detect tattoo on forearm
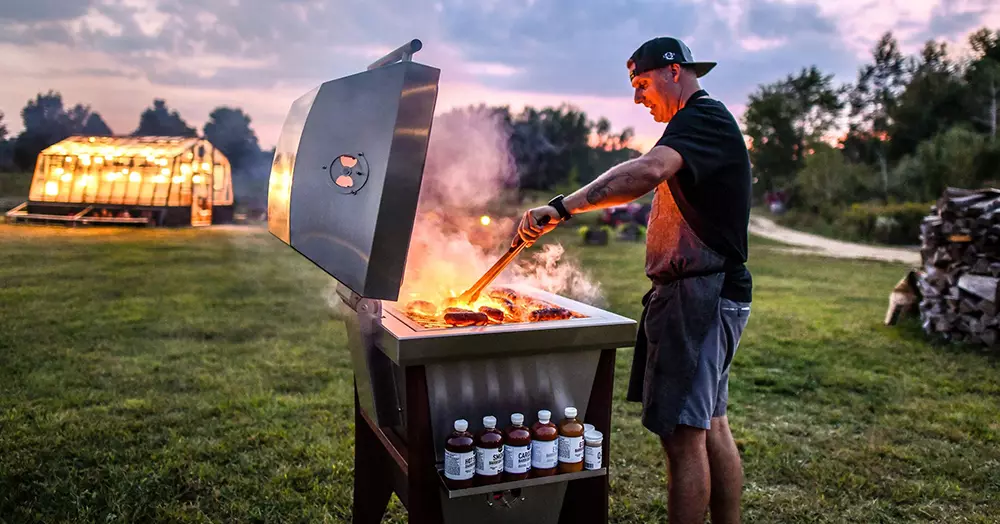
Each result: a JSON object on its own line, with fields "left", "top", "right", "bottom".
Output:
{"left": 586, "top": 172, "right": 641, "bottom": 206}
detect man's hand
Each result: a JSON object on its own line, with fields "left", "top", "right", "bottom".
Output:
{"left": 515, "top": 205, "right": 561, "bottom": 246}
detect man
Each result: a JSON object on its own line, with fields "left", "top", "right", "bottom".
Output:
{"left": 516, "top": 37, "right": 753, "bottom": 524}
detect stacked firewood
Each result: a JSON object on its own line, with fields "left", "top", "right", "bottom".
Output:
{"left": 917, "top": 188, "right": 1000, "bottom": 346}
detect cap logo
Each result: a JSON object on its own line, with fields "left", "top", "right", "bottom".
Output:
{"left": 663, "top": 52, "right": 675, "bottom": 60}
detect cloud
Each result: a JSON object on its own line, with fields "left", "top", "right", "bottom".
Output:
{"left": 1, "top": 0, "right": 1000, "bottom": 151}
{"left": 0, "top": 0, "right": 97, "bottom": 23}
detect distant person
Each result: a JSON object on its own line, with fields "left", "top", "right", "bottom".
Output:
{"left": 515, "top": 36, "right": 752, "bottom": 524}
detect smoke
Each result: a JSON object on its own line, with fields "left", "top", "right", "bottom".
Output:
{"left": 395, "top": 106, "right": 603, "bottom": 307}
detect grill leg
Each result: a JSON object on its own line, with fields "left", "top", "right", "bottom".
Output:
{"left": 559, "top": 347, "right": 616, "bottom": 524}
{"left": 404, "top": 365, "right": 445, "bottom": 523}
{"left": 353, "top": 384, "right": 394, "bottom": 524}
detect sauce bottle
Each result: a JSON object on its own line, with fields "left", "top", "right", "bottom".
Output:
{"left": 503, "top": 413, "right": 532, "bottom": 481}
{"left": 557, "top": 407, "right": 585, "bottom": 473}
{"left": 443, "top": 419, "right": 475, "bottom": 489}
{"left": 474, "top": 415, "right": 504, "bottom": 485}
{"left": 530, "top": 409, "right": 559, "bottom": 477}
{"left": 584, "top": 430, "right": 604, "bottom": 470}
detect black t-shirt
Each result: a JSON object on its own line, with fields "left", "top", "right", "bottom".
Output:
{"left": 654, "top": 90, "right": 753, "bottom": 302}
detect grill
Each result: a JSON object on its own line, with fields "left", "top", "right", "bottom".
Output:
{"left": 267, "top": 39, "right": 637, "bottom": 524}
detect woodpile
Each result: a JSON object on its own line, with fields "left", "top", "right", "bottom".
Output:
{"left": 917, "top": 187, "right": 1000, "bottom": 346}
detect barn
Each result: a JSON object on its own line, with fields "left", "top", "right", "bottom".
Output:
{"left": 5, "top": 136, "right": 234, "bottom": 226}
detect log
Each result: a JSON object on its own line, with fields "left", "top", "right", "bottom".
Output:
{"left": 957, "top": 274, "right": 999, "bottom": 303}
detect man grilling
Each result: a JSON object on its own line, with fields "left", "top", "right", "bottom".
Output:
{"left": 516, "top": 37, "right": 752, "bottom": 524}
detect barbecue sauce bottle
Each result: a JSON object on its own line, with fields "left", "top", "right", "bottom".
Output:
{"left": 443, "top": 419, "right": 475, "bottom": 489}
{"left": 503, "top": 413, "right": 532, "bottom": 481}
{"left": 474, "top": 415, "right": 504, "bottom": 485}
{"left": 530, "top": 409, "right": 559, "bottom": 477}
{"left": 557, "top": 407, "right": 585, "bottom": 473}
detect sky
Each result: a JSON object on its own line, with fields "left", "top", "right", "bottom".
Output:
{"left": 1, "top": 0, "right": 998, "bottom": 152}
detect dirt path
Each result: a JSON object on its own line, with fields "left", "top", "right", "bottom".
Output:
{"left": 750, "top": 215, "right": 921, "bottom": 266}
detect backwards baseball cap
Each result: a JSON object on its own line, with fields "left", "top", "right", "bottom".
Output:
{"left": 628, "top": 37, "right": 716, "bottom": 81}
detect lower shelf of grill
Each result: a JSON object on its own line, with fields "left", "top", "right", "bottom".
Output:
{"left": 435, "top": 466, "right": 607, "bottom": 499}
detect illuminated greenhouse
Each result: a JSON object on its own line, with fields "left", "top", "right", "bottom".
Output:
{"left": 6, "top": 136, "right": 234, "bottom": 226}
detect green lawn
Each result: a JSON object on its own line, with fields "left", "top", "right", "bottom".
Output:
{"left": 1, "top": 223, "right": 998, "bottom": 523}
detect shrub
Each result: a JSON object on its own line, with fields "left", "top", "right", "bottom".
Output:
{"left": 835, "top": 201, "right": 934, "bottom": 245}
{"left": 795, "top": 144, "right": 878, "bottom": 209}
{"left": 891, "top": 127, "right": 989, "bottom": 202}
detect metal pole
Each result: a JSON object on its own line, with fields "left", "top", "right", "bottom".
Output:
{"left": 367, "top": 39, "right": 422, "bottom": 70}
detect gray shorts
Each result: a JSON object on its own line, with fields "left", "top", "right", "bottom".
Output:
{"left": 676, "top": 297, "right": 751, "bottom": 429}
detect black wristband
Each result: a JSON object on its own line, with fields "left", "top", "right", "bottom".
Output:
{"left": 548, "top": 194, "right": 572, "bottom": 221}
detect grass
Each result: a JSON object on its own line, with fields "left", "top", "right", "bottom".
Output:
{"left": 1, "top": 223, "right": 998, "bottom": 523}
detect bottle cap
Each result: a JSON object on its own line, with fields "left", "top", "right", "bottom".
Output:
{"left": 537, "top": 409, "right": 551, "bottom": 423}
{"left": 483, "top": 415, "right": 497, "bottom": 429}
{"left": 584, "top": 423, "right": 595, "bottom": 433}
{"left": 511, "top": 413, "right": 524, "bottom": 426}
{"left": 564, "top": 407, "right": 577, "bottom": 419}
{"left": 454, "top": 419, "right": 468, "bottom": 432}
{"left": 585, "top": 430, "right": 603, "bottom": 443}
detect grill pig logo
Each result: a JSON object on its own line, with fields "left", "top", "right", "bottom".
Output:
{"left": 329, "top": 153, "right": 369, "bottom": 195}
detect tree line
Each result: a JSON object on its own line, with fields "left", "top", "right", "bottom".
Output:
{"left": 0, "top": 92, "right": 639, "bottom": 208}
{"left": 744, "top": 27, "right": 1000, "bottom": 209}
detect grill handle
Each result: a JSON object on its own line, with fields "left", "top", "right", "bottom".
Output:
{"left": 368, "top": 39, "right": 423, "bottom": 70}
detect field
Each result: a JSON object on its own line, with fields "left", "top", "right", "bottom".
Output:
{"left": 1, "top": 222, "right": 999, "bottom": 523}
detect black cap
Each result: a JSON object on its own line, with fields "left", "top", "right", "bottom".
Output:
{"left": 628, "top": 37, "right": 716, "bottom": 80}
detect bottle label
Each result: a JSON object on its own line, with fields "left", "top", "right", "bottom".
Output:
{"left": 504, "top": 444, "right": 531, "bottom": 474}
{"left": 558, "top": 435, "right": 584, "bottom": 463}
{"left": 531, "top": 439, "right": 558, "bottom": 469}
{"left": 584, "top": 445, "right": 603, "bottom": 470}
{"left": 444, "top": 449, "right": 475, "bottom": 480}
{"left": 475, "top": 445, "right": 504, "bottom": 476}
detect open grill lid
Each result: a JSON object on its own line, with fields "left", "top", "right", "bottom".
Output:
{"left": 267, "top": 40, "right": 440, "bottom": 302}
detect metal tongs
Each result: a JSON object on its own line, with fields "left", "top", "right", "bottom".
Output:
{"left": 457, "top": 216, "right": 551, "bottom": 304}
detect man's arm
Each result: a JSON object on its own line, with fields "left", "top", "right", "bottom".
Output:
{"left": 562, "top": 145, "right": 684, "bottom": 215}
{"left": 515, "top": 145, "right": 685, "bottom": 244}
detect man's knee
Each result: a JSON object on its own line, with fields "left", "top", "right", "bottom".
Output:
{"left": 661, "top": 424, "right": 708, "bottom": 457}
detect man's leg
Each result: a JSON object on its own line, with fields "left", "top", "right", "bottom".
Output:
{"left": 707, "top": 415, "right": 742, "bottom": 524}
{"left": 661, "top": 425, "right": 710, "bottom": 524}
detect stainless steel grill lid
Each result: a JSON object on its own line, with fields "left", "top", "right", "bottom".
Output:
{"left": 267, "top": 41, "right": 440, "bottom": 301}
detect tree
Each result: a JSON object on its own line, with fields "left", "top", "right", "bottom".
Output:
{"left": 742, "top": 66, "right": 844, "bottom": 195}
{"left": 845, "top": 32, "right": 908, "bottom": 192}
{"left": 202, "top": 107, "right": 261, "bottom": 171}
{"left": 965, "top": 28, "right": 1000, "bottom": 140}
{"left": 14, "top": 91, "right": 74, "bottom": 170}
{"left": 0, "top": 110, "right": 7, "bottom": 142}
{"left": 889, "top": 40, "right": 971, "bottom": 160}
{"left": 82, "top": 113, "right": 112, "bottom": 135}
{"left": 133, "top": 99, "right": 196, "bottom": 137}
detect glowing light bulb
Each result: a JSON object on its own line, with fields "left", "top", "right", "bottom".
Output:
{"left": 129, "top": 172, "right": 141, "bottom": 183}
{"left": 45, "top": 181, "right": 59, "bottom": 196}
{"left": 94, "top": 157, "right": 103, "bottom": 165}
{"left": 201, "top": 162, "right": 210, "bottom": 171}
{"left": 61, "top": 173, "right": 72, "bottom": 182}
{"left": 53, "top": 167, "right": 64, "bottom": 176}
{"left": 172, "top": 175, "right": 185, "bottom": 184}
{"left": 153, "top": 175, "right": 166, "bottom": 183}
{"left": 80, "top": 155, "right": 91, "bottom": 166}
{"left": 161, "top": 168, "right": 171, "bottom": 176}
{"left": 480, "top": 215, "right": 491, "bottom": 226}
{"left": 192, "top": 175, "right": 202, "bottom": 184}
{"left": 191, "top": 163, "right": 199, "bottom": 172}
{"left": 64, "top": 156, "right": 72, "bottom": 163}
